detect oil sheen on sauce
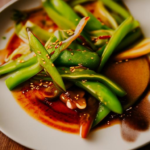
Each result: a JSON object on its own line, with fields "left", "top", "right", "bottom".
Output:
{"left": 1, "top": 8, "right": 150, "bottom": 140}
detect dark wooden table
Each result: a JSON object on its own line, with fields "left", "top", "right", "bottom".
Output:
{"left": 0, "top": 1, "right": 150, "bottom": 150}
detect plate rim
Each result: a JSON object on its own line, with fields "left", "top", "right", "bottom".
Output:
{"left": 0, "top": 0, "right": 149, "bottom": 150}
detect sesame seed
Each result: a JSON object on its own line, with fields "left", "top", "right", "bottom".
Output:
{"left": 39, "top": 83, "right": 43, "bottom": 86}
{"left": 55, "top": 39, "right": 59, "bottom": 43}
{"left": 91, "top": 38, "right": 95, "bottom": 41}
{"left": 59, "top": 41, "right": 62, "bottom": 46}
{"left": 43, "top": 61, "right": 46, "bottom": 64}
{"left": 49, "top": 82, "right": 53, "bottom": 85}
{"left": 46, "top": 54, "right": 48, "bottom": 57}
{"left": 48, "top": 45, "right": 52, "bottom": 49}
{"left": 37, "top": 51, "right": 41, "bottom": 54}
{"left": 82, "top": 80, "right": 87, "bottom": 83}
{"left": 70, "top": 67, "right": 75, "bottom": 72}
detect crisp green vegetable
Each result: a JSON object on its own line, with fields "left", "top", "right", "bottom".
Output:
{"left": 53, "top": 50, "right": 100, "bottom": 69}
{"left": 0, "top": 48, "right": 97, "bottom": 76}
{"left": 5, "top": 17, "right": 89, "bottom": 90}
{"left": 66, "top": 0, "right": 96, "bottom": 7}
{"left": 92, "top": 104, "right": 110, "bottom": 127}
{"left": 98, "top": 16, "right": 137, "bottom": 72}
{"left": 116, "top": 28, "right": 143, "bottom": 51}
{"left": 18, "top": 21, "right": 52, "bottom": 43}
{"left": 27, "top": 29, "right": 66, "bottom": 91}
{"left": 74, "top": 5, "right": 110, "bottom": 30}
{"left": 100, "top": 0, "right": 131, "bottom": 19}
{"left": 0, "top": 53, "right": 36, "bottom": 75}
{"left": 36, "top": 67, "right": 126, "bottom": 97}
{"left": 74, "top": 81, "right": 123, "bottom": 114}
{"left": 5, "top": 63, "right": 42, "bottom": 90}
{"left": 42, "top": 0, "right": 97, "bottom": 50}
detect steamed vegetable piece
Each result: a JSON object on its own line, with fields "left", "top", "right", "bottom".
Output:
{"left": 114, "top": 38, "right": 150, "bottom": 61}
{"left": 98, "top": 16, "right": 138, "bottom": 72}
{"left": 74, "top": 81, "right": 123, "bottom": 114}
{"left": 96, "top": 28, "right": 142, "bottom": 56}
{"left": 116, "top": 28, "right": 143, "bottom": 52}
{"left": 35, "top": 67, "right": 126, "bottom": 97}
{"left": 0, "top": 26, "right": 98, "bottom": 76}
{"left": 0, "top": 49, "right": 99, "bottom": 75}
{"left": 52, "top": 50, "right": 100, "bottom": 69}
{"left": 66, "top": 0, "right": 96, "bottom": 7}
{"left": 73, "top": 4, "right": 114, "bottom": 47}
{"left": 0, "top": 53, "right": 35, "bottom": 75}
{"left": 18, "top": 21, "right": 52, "bottom": 43}
{"left": 42, "top": 0, "right": 98, "bottom": 50}
{"left": 100, "top": 0, "right": 131, "bottom": 19}
{"left": 92, "top": 103, "right": 110, "bottom": 127}
{"left": 5, "top": 63, "right": 42, "bottom": 90}
{"left": 27, "top": 29, "right": 66, "bottom": 91}
{"left": 73, "top": 5, "right": 110, "bottom": 30}
{"left": 89, "top": 1, "right": 118, "bottom": 29}
{"left": 5, "top": 17, "right": 89, "bottom": 90}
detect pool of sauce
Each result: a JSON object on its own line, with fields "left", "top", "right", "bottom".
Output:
{"left": 1, "top": 7, "right": 150, "bottom": 140}
{"left": 13, "top": 82, "right": 80, "bottom": 133}
{"left": 0, "top": 34, "right": 23, "bottom": 65}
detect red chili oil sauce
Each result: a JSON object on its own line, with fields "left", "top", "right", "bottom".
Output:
{"left": 12, "top": 82, "right": 80, "bottom": 133}
{"left": 0, "top": 34, "right": 23, "bottom": 65}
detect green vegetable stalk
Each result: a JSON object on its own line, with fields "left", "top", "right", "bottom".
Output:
{"left": 5, "top": 17, "right": 89, "bottom": 90}
{"left": 98, "top": 16, "right": 137, "bottom": 72}
{"left": 42, "top": 0, "right": 97, "bottom": 50}
{"left": 17, "top": 21, "right": 52, "bottom": 43}
{"left": 35, "top": 67, "right": 126, "bottom": 97}
{"left": 75, "top": 81, "right": 123, "bottom": 114}
{"left": 100, "top": 0, "right": 131, "bottom": 19}
{"left": 27, "top": 29, "right": 66, "bottom": 91}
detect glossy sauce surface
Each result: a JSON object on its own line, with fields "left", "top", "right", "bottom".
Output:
{"left": 0, "top": 35, "right": 23, "bottom": 65}
{"left": 13, "top": 82, "right": 80, "bottom": 133}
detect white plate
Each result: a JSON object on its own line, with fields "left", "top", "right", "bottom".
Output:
{"left": 0, "top": 0, "right": 150, "bottom": 150}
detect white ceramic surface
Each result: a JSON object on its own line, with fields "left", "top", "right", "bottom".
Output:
{"left": 0, "top": 0, "right": 149, "bottom": 150}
